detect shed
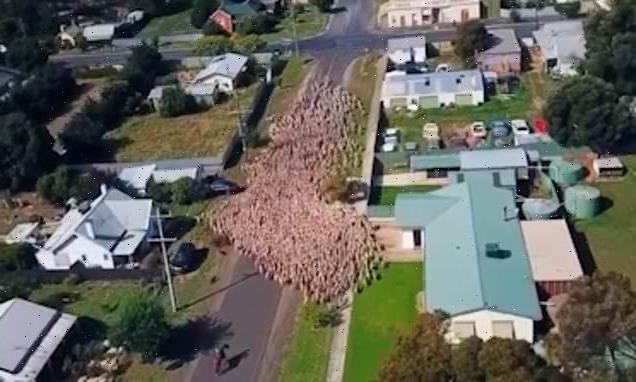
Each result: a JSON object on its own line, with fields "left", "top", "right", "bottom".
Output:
{"left": 387, "top": 36, "right": 427, "bottom": 65}
{"left": 593, "top": 157, "right": 624, "bottom": 178}
{"left": 521, "top": 220, "right": 583, "bottom": 299}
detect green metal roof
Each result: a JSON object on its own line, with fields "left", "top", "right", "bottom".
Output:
{"left": 394, "top": 171, "right": 541, "bottom": 320}
{"left": 220, "top": 0, "right": 262, "bottom": 17}
{"left": 410, "top": 153, "right": 460, "bottom": 171}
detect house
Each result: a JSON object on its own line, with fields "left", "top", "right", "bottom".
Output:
{"left": 521, "top": 219, "right": 584, "bottom": 299}
{"left": 147, "top": 84, "right": 220, "bottom": 110}
{"left": 532, "top": 20, "right": 586, "bottom": 77}
{"left": 477, "top": 28, "right": 521, "bottom": 77}
{"left": 0, "top": 298, "right": 76, "bottom": 382}
{"left": 82, "top": 23, "right": 116, "bottom": 43}
{"left": 387, "top": 36, "right": 427, "bottom": 65}
{"left": 394, "top": 170, "right": 542, "bottom": 343}
{"left": 117, "top": 162, "right": 202, "bottom": 196}
{"left": 191, "top": 53, "right": 249, "bottom": 93}
{"left": 35, "top": 186, "right": 154, "bottom": 270}
{"left": 210, "top": 0, "right": 265, "bottom": 34}
{"left": 378, "top": 0, "right": 480, "bottom": 28}
{"left": 381, "top": 69, "right": 485, "bottom": 109}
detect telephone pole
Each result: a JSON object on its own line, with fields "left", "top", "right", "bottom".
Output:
{"left": 149, "top": 208, "right": 178, "bottom": 312}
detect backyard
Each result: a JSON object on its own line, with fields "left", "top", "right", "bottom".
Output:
{"left": 277, "top": 304, "right": 333, "bottom": 382}
{"left": 369, "top": 185, "right": 440, "bottom": 206}
{"left": 343, "top": 262, "right": 422, "bottom": 382}
{"left": 107, "top": 85, "right": 258, "bottom": 161}
{"left": 575, "top": 155, "right": 636, "bottom": 281}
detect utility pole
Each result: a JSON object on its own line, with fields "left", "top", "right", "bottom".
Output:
{"left": 149, "top": 208, "right": 177, "bottom": 312}
{"left": 290, "top": 2, "right": 300, "bottom": 56}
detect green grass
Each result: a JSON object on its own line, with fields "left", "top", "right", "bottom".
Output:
{"left": 278, "top": 304, "right": 333, "bottom": 382}
{"left": 262, "top": 7, "right": 328, "bottom": 42}
{"left": 575, "top": 155, "right": 636, "bottom": 281}
{"left": 138, "top": 9, "right": 197, "bottom": 38}
{"left": 343, "top": 262, "right": 423, "bottom": 382}
{"left": 369, "top": 185, "right": 440, "bottom": 206}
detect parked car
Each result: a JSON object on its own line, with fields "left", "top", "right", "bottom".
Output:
{"left": 169, "top": 242, "right": 201, "bottom": 273}
{"left": 470, "top": 121, "right": 487, "bottom": 138}
{"left": 435, "top": 63, "right": 450, "bottom": 72}
{"left": 510, "top": 119, "right": 531, "bottom": 135}
{"left": 205, "top": 176, "right": 242, "bottom": 196}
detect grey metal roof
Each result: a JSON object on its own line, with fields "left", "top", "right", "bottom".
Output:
{"left": 193, "top": 53, "right": 248, "bottom": 83}
{"left": 387, "top": 35, "right": 427, "bottom": 51}
{"left": 384, "top": 70, "right": 484, "bottom": 98}
{"left": 0, "top": 299, "right": 59, "bottom": 373}
{"left": 481, "top": 28, "right": 520, "bottom": 56}
{"left": 532, "top": 20, "right": 586, "bottom": 65}
{"left": 460, "top": 148, "right": 528, "bottom": 170}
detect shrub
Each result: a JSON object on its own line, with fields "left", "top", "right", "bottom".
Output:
{"left": 202, "top": 20, "right": 226, "bottom": 36}
{"left": 232, "top": 34, "right": 267, "bottom": 54}
{"left": 159, "top": 86, "right": 191, "bottom": 117}
{"left": 194, "top": 35, "right": 234, "bottom": 56}
{"left": 313, "top": 304, "right": 342, "bottom": 328}
{"left": 0, "top": 244, "right": 37, "bottom": 271}
{"left": 170, "top": 177, "right": 193, "bottom": 205}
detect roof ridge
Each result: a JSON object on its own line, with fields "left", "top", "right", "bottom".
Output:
{"left": 464, "top": 180, "right": 487, "bottom": 311}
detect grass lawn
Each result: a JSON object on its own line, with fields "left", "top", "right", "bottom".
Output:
{"left": 575, "top": 155, "right": 636, "bottom": 281}
{"left": 138, "top": 9, "right": 197, "bottom": 38}
{"left": 521, "top": 71, "right": 556, "bottom": 118}
{"left": 261, "top": 55, "right": 311, "bottom": 121}
{"left": 369, "top": 185, "right": 440, "bottom": 206}
{"left": 108, "top": 85, "right": 257, "bottom": 161}
{"left": 343, "top": 262, "right": 422, "bottom": 382}
{"left": 278, "top": 304, "right": 333, "bottom": 382}
{"left": 262, "top": 7, "right": 328, "bottom": 42}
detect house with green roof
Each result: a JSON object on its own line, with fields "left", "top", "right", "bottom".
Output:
{"left": 394, "top": 170, "right": 542, "bottom": 344}
{"left": 210, "top": 0, "right": 265, "bottom": 34}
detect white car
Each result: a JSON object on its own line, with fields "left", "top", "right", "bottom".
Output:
{"left": 381, "top": 143, "right": 396, "bottom": 152}
{"left": 435, "top": 63, "right": 450, "bottom": 72}
{"left": 471, "top": 121, "right": 487, "bottom": 138}
{"left": 510, "top": 119, "right": 531, "bottom": 135}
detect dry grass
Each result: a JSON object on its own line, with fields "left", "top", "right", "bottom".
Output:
{"left": 108, "top": 86, "right": 258, "bottom": 161}
{"left": 266, "top": 56, "right": 313, "bottom": 119}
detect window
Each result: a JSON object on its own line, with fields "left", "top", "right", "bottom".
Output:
{"left": 453, "top": 321, "right": 476, "bottom": 339}
{"left": 492, "top": 321, "right": 514, "bottom": 339}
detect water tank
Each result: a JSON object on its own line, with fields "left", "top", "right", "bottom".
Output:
{"left": 565, "top": 185, "right": 601, "bottom": 219}
{"left": 548, "top": 159, "right": 583, "bottom": 186}
{"left": 522, "top": 198, "right": 561, "bottom": 220}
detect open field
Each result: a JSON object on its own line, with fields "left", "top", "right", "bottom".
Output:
{"left": 277, "top": 304, "right": 333, "bottom": 382}
{"left": 108, "top": 85, "right": 257, "bottom": 161}
{"left": 369, "top": 185, "right": 440, "bottom": 206}
{"left": 343, "top": 262, "right": 422, "bottom": 382}
{"left": 575, "top": 155, "right": 636, "bottom": 281}
{"left": 139, "top": 9, "right": 197, "bottom": 38}
{"left": 262, "top": 7, "right": 328, "bottom": 42}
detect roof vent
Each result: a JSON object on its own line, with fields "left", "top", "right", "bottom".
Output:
{"left": 485, "top": 243, "right": 510, "bottom": 259}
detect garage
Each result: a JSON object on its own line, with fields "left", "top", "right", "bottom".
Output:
{"left": 389, "top": 97, "right": 408, "bottom": 108}
{"left": 418, "top": 95, "right": 438, "bottom": 108}
{"left": 455, "top": 93, "right": 474, "bottom": 106}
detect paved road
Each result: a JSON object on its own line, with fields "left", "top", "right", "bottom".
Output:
{"left": 188, "top": 256, "right": 282, "bottom": 382}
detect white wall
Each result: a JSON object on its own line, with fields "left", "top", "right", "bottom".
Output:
{"left": 446, "top": 310, "right": 535, "bottom": 344}
{"left": 200, "top": 75, "right": 234, "bottom": 92}
{"left": 413, "top": 46, "right": 427, "bottom": 63}
{"left": 386, "top": 3, "right": 479, "bottom": 27}
{"left": 439, "top": 3, "right": 480, "bottom": 23}
{"left": 401, "top": 229, "right": 415, "bottom": 249}
{"left": 37, "top": 236, "right": 115, "bottom": 270}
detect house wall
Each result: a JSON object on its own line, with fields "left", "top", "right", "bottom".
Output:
{"left": 413, "top": 46, "right": 427, "bottom": 62}
{"left": 446, "top": 310, "right": 535, "bottom": 344}
{"left": 385, "top": 3, "right": 479, "bottom": 27}
{"left": 37, "top": 237, "right": 115, "bottom": 271}
{"left": 382, "top": 86, "right": 484, "bottom": 109}
{"left": 389, "top": 49, "right": 412, "bottom": 65}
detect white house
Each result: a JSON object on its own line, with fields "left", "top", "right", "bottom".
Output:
{"left": 378, "top": 0, "right": 480, "bottom": 28}
{"left": 532, "top": 21, "right": 586, "bottom": 77}
{"left": 117, "top": 162, "right": 202, "bottom": 196}
{"left": 191, "top": 53, "right": 249, "bottom": 93}
{"left": 35, "top": 186, "right": 154, "bottom": 270}
{"left": 382, "top": 69, "right": 485, "bottom": 109}
{"left": 82, "top": 24, "right": 116, "bottom": 42}
{"left": 0, "top": 298, "right": 76, "bottom": 382}
{"left": 387, "top": 36, "right": 427, "bottom": 65}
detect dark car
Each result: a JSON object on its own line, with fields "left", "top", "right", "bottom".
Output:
{"left": 169, "top": 242, "right": 201, "bottom": 273}
{"left": 205, "top": 176, "right": 243, "bottom": 196}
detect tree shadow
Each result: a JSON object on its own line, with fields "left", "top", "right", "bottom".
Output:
{"left": 222, "top": 349, "right": 250, "bottom": 374}
{"left": 179, "top": 271, "right": 259, "bottom": 311}
{"left": 74, "top": 316, "right": 109, "bottom": 343}
{"left": 329, "top": 6, "right": 347, "bottom": 14}
{"left": 597, "top": 196, "right": 614, "bottom": 216}
{"left": 159, "top": 315, "right": 233, "bottom": 370}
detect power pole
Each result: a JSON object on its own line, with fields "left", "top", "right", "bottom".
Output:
{"left": 149, "top": 208, "right": 178, "bottom": 312}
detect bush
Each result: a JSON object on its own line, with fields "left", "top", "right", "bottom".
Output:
{"left": 159, "top": 86, "right": 193, "bottom": 117}
{"left": 194, "top": 35, "right": 234, "bottom": 56}
{"left": 63, "top": 273, "right": 84, "bottom": 286}
{"left": 146, "top": 179, "right": 173, "bottom": 204}
{"left": 202, "top": 20, "right": 226, "bottom": 36}
{"left": 293, "top": 3, "right": 306, "bottom": 14}
{"left": 236, "top": 14, "right": 278, "bottom": 35}
{"left": 37, "top": 167, "right": 112, "bottom": 205}
{"left": 0, "top": 244, "right": 37, "bottom": 271}
{"left": 313, "top": 304, "right": 342, "bottom": 328}
{"left": 170, "top": 178, "right": 193, "bottom": 205}
{"left": 0, "top": 272, "right": 41, "bottom": 303}
{"left": 5, "top": 37, "right": 49, "bottom": 72}
{"left": 232, "top": 34, "right": 267, "bottom": 54}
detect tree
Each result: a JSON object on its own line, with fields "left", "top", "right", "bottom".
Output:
{"left": 0, "top": 272, "right": 40, "bottom": 303}
{"left": 202, "top": 20, "right": 226, "bottom": 36}
{"left": 454, "top": 20, "right": 488, "bottom": 64}
{"left": 377, "top": 314, "right": 452, "bottom": 381}
{"left": 5, "top": 37, "right": 48, "bottom": 72}
{"left": 191, "top": 0, "right": 220, "bottom": 28}
{"left": 171, "top": 177, "right": 193, "bottom": 204}
{"left": 232, "top": 34, "right": 267, "bottom": 54}
{"left": 37, "top": 167, "right": 110, "bottom": 205}
{"left": 109, "top": 291, "right": 170, "bottom": 361}
{"left": 59, "top": 111, "right": 107, "bottom": 161}
{"left": 146, "top": 179, "right": 173, "bottom": 204}
{"left": 159, "top": 86, "right": 191, "bottom": 117}
{"left": 236, "top": 14, "right": 278, "bottom": 35}
{"left": 452, "top": 336, "right": 485, "bottom": 382}
{"left": 554, "top": 2, "right": 580, "bottom": 18}
{"left": 556, "top": 272, "right": 636, "bottom": 379}
{"left": 0, "top": 112, "right": 56, "bottom": 191}
{"left": 545, "top": 76, "right": 635, "bottom": 152}
{"left": 194, "top": 35, "right": 234, "bottom": 56}
{"left": 0, "top": 243, "right": 37, "bottom": 271}
{"left": 120, "top": 43, "right": 163, "bottom": 94}
{"left": 478, "top": 337, "right": 543, "bottom": 381}
{"left": 310, "top": 0, "right": 334, "bottom": 12}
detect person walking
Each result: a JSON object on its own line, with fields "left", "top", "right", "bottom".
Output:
{"left": 213, "top": 344, "right": 228, "bottom": 375}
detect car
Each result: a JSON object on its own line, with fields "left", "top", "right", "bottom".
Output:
{"left": 169, "top": 242, "right": 201, "bottom": 273}
{"left": 206, "top": 176, "right": 242, "bottom": 195}
{"left": 435, "top": 63, "right": 450, "bottom": 72}
{"left": 470, "top": 121, "right": 487, "bottom": 138}
{"left": 510, "top": 119, "right": 531, "bottom": 135}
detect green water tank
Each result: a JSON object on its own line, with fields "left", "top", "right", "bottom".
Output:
{"left": 549, "top": 159, "right": 583, "bottom": 186}
{"left": 565, "top": 185, "right": 601, "bottom": 219}
{"left": 522, "top": 198, "right": 561, "bottom": 220}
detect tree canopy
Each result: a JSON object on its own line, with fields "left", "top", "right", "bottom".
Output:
{"left": 5, "top": 37, "right": 49, "bottom": 73}
{"left": 0, "top": 112, "right": 56, "bottom": 191}
{"left": 555, "top": 272, "right": 636, "bottom": 379}
{"left": 310, "top": 0, "right": 334, "bottom": 12}
{"left": 544, "top": 76, "right": 635, "bottom": 152}
{"left": 109, "top": 291, "right": 171, "bottom": 361}
{"left": 454, "top": 20, "right": 488, "bottom": 63}
{"left": 232, "top": 34, "right": 267, "bottom": 54}
{"left": 36, "top": 166, "right": 113, "bottom": 205}
{"left": 159, "top": 86, "right": 194, "bottom": 117}
{"left": 191, "top": 0, "right": 220, "bottom": 29}
{"left": 194, "top": 35, "right": 234, "bottom": 56}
